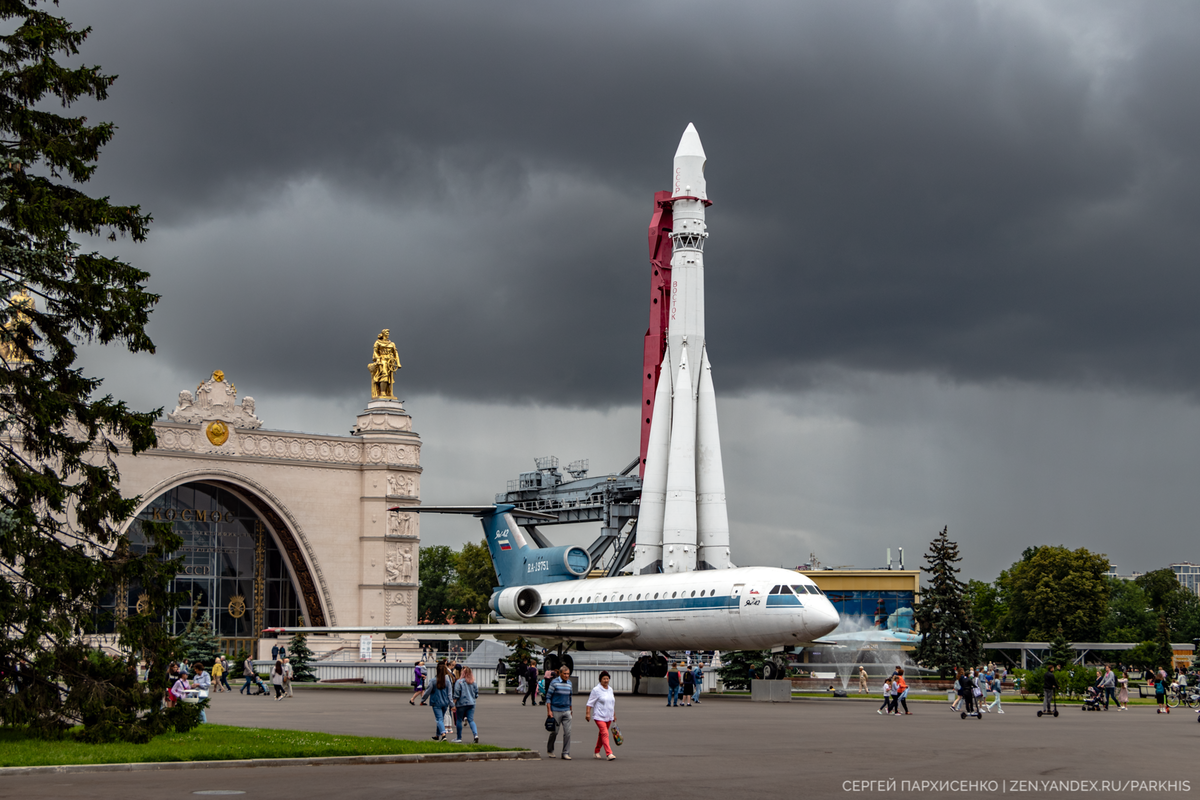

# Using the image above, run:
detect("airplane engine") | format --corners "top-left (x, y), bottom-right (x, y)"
top-left (493, 586), bottom-right (543, 620)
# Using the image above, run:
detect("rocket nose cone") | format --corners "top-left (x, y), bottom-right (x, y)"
top-left (674, 123), bottom-right (706, 160)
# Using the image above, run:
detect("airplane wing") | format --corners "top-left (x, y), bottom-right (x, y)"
top-left (387, 505), bottom-right (558, 521)
top-left (264, 622), bottom-right (631, 642)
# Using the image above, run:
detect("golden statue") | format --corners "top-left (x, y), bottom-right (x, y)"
top-left (369, 328), bottom-right (401, 399)
top-left (1, 287), bottom-right (34, 363)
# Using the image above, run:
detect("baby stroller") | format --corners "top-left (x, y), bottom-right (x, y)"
top-left (1082, 686), bottom-right (1103, 711)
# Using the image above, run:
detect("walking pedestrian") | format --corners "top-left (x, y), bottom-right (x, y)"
top-left (282, 657), bottom-right (294, 698)
top-left (682, 663), bottom-right (695, 706)
top-left (1099, 665), bottom-right (1116, 710)
top-left (1117, 671), bottom-right (1129, 710)
top-left (586, 670), bottom-right (617, 761)
top-left (211, 656), bottom-right (225, 692)
top-left (986, 669), bottom-right (1003, 713)
top-left (878, 676), bottom-right (894, 714)
top-left (546, 665), bottom-right (574, 759)
top-left (241, 656), bottom-right (255, 695)
top-left (381, 645), bottom-right (387, 663)
top-left (667, 662), bottom-right (681, 707)
top-left (271, 643), bottom-right (279, 661)
top-left (692, 663), bottom-right (703, 704)
top-left (497, 658), bottom-right (508, 695)
top-left (631, 657), bottom-right (643, 696)
top-left (271, 659), bottom-right (285, 700)
top-left (422, 661), bottom-right (452, 740)
top-left (523, 660), bottom-right (538, 707)
top-left (1155, 669), bottom-right (1169, 714)
top-left (895, 668), bottom-right (910, 715)
top-left (409, 660), bottom-right (426, 705)
top-left (452, 666), bottom-right (479, 743)
top-left (858, 666), bottom-right (868, 694)
top-left (540, 665), bottom-right (553, 705)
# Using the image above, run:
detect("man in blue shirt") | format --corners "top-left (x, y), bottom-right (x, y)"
top-left (667, 662), bottom-right (681, 706)
top-left (692, 663), bottom-right (703, 704)
top-left (546, 666), bottom-right (574, 760)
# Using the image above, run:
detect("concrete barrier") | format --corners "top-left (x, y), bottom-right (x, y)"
top-left (751, 679), bottom-right (791, 702)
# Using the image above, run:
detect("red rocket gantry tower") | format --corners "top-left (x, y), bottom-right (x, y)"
top-left (632, 124), bottom-right (732, 575)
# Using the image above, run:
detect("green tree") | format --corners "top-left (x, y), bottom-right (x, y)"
top-left (0, 1), bottom-right (180, 742)
top-left (1047, 626), bottom-right (1074, 668)
top-left (417, 545), bottom-right (456, 624)
top-left (716, 650), bottom-right (768, 691)
top-left (1100, 577), bottom-right (1154, 643)
top-left (1134, 568), bottom-right (1200, 641)
top-left (451, 539), bottom-right (494, 622)
top-left (966, 579), bottom-right (1006, 642)
top-left (996, 545), bottom-right (1110, 641)
top-left (287, 633), bottom-right (317, 682)
top-left (178, 612), bottom-right (221, 666)
top-left (913, 527), bottom-right (982, 677)
top-left (503, 636), bottom-right (536, 687)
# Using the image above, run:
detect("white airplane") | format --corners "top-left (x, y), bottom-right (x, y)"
top-left (267, 504), bottom-right (840, 677)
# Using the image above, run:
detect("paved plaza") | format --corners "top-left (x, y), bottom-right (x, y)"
top-left (2, 688), bottom-right (1198, 799)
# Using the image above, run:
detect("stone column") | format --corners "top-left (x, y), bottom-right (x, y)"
top-left (352, 399), bottom-right (421, 654)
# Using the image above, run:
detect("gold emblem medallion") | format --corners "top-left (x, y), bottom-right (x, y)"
top-left (228, 594), bottom-right (247, 619)
top-left (206, 420), bottom-right (229, 446)
top-left (136, 593), bottom-right (150, 615)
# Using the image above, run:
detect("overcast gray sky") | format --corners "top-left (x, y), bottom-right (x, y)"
top-left (64, 0), bottom-right (1200, 581)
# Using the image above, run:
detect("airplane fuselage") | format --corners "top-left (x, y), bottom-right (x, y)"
top-left (493, 566), bottom-right (840, 652)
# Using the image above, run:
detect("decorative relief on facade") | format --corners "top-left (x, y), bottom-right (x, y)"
top-left (387, 512), bottom-right (417, 538)
top-left (384, 589), bottom-right (414, 625)
top-left (350, 410), bottom-right (413, 434)
top-left (386, 473), bottom-right (416, 497)
top-left (169, 371), bottom-right (262, 429)
top-left (385, 544), bottom-right (415, 584)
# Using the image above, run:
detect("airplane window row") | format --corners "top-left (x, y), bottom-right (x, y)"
top-left (548, 588), bottom-right (722, 605)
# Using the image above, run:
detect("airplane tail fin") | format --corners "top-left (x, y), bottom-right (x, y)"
top-left (479, 505), bottom-right (535, 588)
top-left (478, 504), bottom-right (592, 588)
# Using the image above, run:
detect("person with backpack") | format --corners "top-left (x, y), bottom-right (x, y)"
top-left (667, 662), bottom-right (681, 707)
top-left (682, 664), bottom-right (695, 706)
top-left (452, 666), bottom-right (479, 743)
top-left (1155, 668), bottom-right (1169, 714)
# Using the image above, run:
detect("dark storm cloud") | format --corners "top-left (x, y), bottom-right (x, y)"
top-left (65, 0), bottom-right (1200, 406)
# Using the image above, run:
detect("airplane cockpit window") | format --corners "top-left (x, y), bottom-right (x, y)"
top-left (779, 585), bottom-right (794, 594)
top-left (768, 585), bottom-right (780, 595)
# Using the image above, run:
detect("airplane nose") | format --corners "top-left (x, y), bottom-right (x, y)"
top-left (817, 600), bottom-right (840, 638)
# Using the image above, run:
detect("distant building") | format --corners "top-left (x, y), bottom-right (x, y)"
top-left (1171, 562), bottom-right (1200, 597)
top-left (796, 568), bottom-right (921, 625)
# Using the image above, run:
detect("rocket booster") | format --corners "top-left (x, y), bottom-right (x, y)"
top-left (632, 124), bottom-right (732, 575)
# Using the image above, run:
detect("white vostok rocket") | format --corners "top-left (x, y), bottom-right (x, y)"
top-left (631, 123), bottom-right (733, 575)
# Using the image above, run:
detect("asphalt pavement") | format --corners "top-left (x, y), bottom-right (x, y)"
top-left (2, 686), bottom-right (1197, 799)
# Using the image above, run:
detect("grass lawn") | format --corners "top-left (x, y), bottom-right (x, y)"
top-left (0, 725), bottom-right (516, 768)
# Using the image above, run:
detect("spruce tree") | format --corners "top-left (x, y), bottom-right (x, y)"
top-left (288, 633), bottom-right (317, 682)
top-left (1047, 626), bottom-right (1074, 668)
top-left (178, 613), bottom-right (221, 667)
top-left (0, 1), bottom-right (177, 741)
top-left (913, 526), bottom-right (983, 677)
top-left (716, 650), bottom-right (768, 690)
